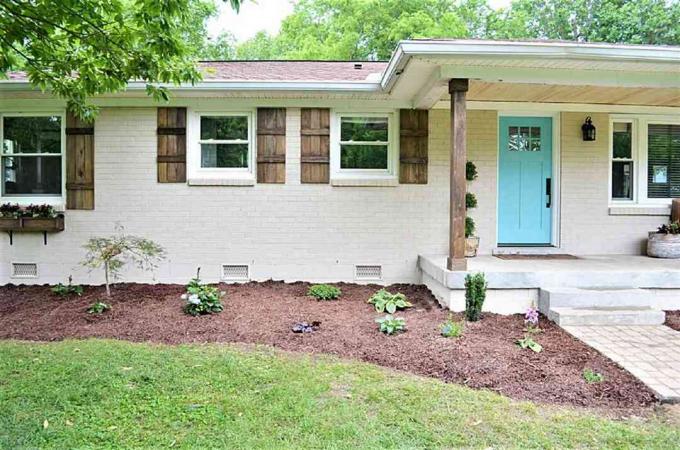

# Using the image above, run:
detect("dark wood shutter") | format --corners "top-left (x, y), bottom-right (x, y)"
top-left (301, 108), bottom-right (330, 184)
top-left (157, 107), bottom-right (186, 183)
top-left (399, 109), bottom-right (429, 184)
top-left (65, 112), bottom-right (95, 210)
top-left (257, 108), bottom-right (286, 183)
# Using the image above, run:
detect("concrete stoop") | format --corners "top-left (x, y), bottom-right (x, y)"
top-left (540, 287), bottom-right (666, 326)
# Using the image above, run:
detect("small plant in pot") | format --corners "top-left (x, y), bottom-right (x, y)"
top-left (647, 221), bottom-right (680, 259)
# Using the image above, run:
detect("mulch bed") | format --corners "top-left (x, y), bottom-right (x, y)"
top-left (666, 310), bottom-right (680, 332)
top-left (0, 282), bottom-right (656, 411)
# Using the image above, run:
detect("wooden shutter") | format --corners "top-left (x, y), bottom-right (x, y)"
top-left (66, 112), bottom-right (95, 210)
top-left (257, 108), bottom-right (286, 183)
top-left (399, 109), bottom-right (429, 184)
top-left (300, 108), bottom-right (330, 183)
top-left (157, 107), bottom-right (186, 183)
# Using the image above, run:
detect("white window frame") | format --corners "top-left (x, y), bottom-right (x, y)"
top-left (187, 109), bottom-right (256, 183)
top-left (609, 114), bottom-right (680, 206)
top-left (0, 111), bottom-right (66, 207)
top-left (330, 111), bottom-right (399, 181)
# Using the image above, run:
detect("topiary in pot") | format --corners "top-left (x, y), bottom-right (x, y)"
top-left (465, 161), bottom-right (480, 257)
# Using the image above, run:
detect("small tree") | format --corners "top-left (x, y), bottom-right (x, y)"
top-left (82, 226), bottom-right (165, 297)
top-left (464, 272), bottom-right (487, 322)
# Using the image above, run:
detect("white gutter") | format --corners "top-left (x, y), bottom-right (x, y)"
top-left (381, 39), bottom-right (680, 92)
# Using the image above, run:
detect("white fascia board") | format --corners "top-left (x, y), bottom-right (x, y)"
top-left (382, 39), bottom-right (680, 92)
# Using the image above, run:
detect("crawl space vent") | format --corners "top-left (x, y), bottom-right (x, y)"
top-left (222, 264), bottom-right (249, 281)
top-left (355, 264), bottom-right (382, 281)
top-left (11, 262), bottom-right (38, 278)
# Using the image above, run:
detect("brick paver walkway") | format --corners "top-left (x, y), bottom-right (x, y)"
top-left (563, 325), bottom-right (680, 403)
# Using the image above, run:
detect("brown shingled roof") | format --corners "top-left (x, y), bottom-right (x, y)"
top-left (198, 60), bottom-right (387, 81)
top-left (3, 61), bottom-right (388, 83)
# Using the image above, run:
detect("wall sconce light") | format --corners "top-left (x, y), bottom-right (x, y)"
top-left (582, 116), bottom-right (596, 141)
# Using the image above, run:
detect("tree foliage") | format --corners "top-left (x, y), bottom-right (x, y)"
top-left (0, 0), bottom-right (240, 120)
top-left (232, 0), bottom-right (680, 61)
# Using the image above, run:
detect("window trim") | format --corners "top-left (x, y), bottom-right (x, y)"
top-left (187, 109), bottom-right (256, 182)
top-left (330, 110), bottom-right (399, 181)
top-left (0, 111), bottom-right (66, 207)
top-left (609, 114), bottom-right (680, 206)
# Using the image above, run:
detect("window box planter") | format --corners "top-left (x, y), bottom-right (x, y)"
top-left (647, 231), bottom-right (680, 259)
top-left (0, 217), bottom-right (22, 231)
top-left (20, 215), bottom-right (65, 232)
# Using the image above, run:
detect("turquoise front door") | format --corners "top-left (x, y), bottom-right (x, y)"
top-left (498, 117), bottom-right (553, 245)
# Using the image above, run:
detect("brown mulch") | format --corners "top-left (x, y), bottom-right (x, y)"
top-left (666, 310), bottom-right (680, 332)
top-left (0, 282), bottom-right (656, 411)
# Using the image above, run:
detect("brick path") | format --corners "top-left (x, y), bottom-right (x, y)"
top-left (563, 325), bottom-right (680, 403)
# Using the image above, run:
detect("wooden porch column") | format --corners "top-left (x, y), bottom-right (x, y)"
top-left (448, 79), bottom-right (468, 271)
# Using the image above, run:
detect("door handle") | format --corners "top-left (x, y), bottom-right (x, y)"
top-left (546, 178), bottom-right (552, 208)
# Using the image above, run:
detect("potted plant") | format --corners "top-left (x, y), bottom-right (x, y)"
top-left (21, 204), bottom-right (64, 232)
top-left (465, 162), bottom-right (480, 257)
top-left (0, 203), bottom-right (22, 230)
top-left (648, 221), bottom-right (680, 258)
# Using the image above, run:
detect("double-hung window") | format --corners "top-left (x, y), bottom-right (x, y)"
top-left (1, 114), bottom-right (64, 202)
top-left (331, 112), bottom-right (397, 181)
top-left (189, 111), bottom-right (255, 184)
top-left (610, 116), bottom-right (680, 205)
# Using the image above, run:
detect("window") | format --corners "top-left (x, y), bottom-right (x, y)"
top-left (508, 126), bottom-right (541, 152)
top-left (1, 114), bottom-right (63, 199)
top-left (199, 115), bottom-right (250, 169)
top-left (331, 112), bottom-right (397, 181)
top-left (610, 116), bottom-right (680, 204)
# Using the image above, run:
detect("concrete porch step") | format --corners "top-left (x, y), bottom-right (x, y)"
top-left (548, 306), bottom-right (666, 326)
top-left (539, 287), bottom-right (651, 311)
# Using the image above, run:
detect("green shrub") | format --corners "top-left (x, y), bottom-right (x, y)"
top-left (464, 273), bottom-right (486, 322)
top-left (308, 284), bottom-right (341, 301)
top-left (51, 276), bottom-right (83, 297)
top-left (87, 301), bottom-right (110, 314)
top-left (516, 335), bottom-right (542, 353)
top-left (582, 368), bottom-right (605, 383)
top-left (368, 289), bottom-right (412, 314)
top-left (465, 192), bottom-right (477, 209)
top-left (376, 315), bottom-right (406, 335)
top-left (466, 161), bottom-right (478, 181)
top-left (440, 314), bottom-right (464, 338)
top-left (182, 269), bottom-right (225, 317)
top-left (465, 216), bottom-right (475, 238)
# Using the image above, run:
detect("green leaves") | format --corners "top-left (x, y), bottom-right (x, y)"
top-left (0, 0), bottom-right (241, 119)
top-left (307, 284), bottom-right (342, 301)
top-left (464, 273), bottom-right (486, 322)
top-left (182, 272), bottom-right (225, 316)
top-left (368, 289), bottom-right (412, 314)
top-left (87, 301), bottom-right (111, 315)
top-left (440, 314), bottom-right (464, 338)
top-left (376, 315), bottom-right (406, 335)
top-left (582, 368), bottom-right (605, 383)
top-left (516, 336), bottom-right (542, 353)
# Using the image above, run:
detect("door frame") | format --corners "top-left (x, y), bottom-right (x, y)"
top-left (496, 111), bottom-right (561, 248)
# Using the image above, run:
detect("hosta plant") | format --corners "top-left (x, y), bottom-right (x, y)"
top-left (308, 284), bottom-right (341, 301)
top-left (87, 301), bottom-right (110, 315)
top-left (51, 276), bottom-right (84, 297)
top-left (583, 368), bottom-right (605, 383)
top-left (440, 314), bottom-right (464, 338)
top-left (368, 289), bottom-right (412, 314)
top-left (516, 335), bottom-right (542, 353)
top-left (182, 268), bottom-right (225, 317)
top-left (376, 315), bottom-right (406, 335)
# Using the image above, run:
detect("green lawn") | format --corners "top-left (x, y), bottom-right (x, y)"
top-left (0, 340), bottom-right (677, 449)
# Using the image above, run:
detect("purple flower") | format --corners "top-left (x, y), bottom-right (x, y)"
top-left (525, 307), bottom-right (539, 326)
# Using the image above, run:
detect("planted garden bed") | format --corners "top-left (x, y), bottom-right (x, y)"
top-left (0, 281), bottom-right (656, 411)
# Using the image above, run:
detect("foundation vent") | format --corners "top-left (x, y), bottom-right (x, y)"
top-left (222, 264), bottom-right (249, 281)
top-left (11, 262), bottom-right (38, 279)
top-left (355, 264), bottom-right (382, 281)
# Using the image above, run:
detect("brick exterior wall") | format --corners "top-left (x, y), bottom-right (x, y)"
top-left (0, 107), bottom-right (665, 286)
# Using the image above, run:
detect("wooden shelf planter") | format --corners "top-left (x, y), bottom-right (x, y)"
top-left (0, 214), bottom-right (65, 245)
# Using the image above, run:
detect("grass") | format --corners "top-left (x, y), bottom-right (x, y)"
top-left (0, 340), bottom-right (677, 449)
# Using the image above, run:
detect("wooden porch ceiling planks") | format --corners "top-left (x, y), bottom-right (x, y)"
top-left (448, 78), bottom-right (468, 271)
top-left (466, 81), bottom-right (680, 107)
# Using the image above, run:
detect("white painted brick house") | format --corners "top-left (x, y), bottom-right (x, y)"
top-left (1, 40), bottom-right (680, 313)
